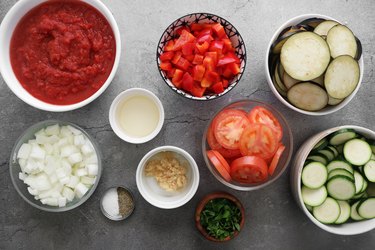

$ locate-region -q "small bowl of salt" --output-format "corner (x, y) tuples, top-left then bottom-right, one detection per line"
(100, 186), (135, 221)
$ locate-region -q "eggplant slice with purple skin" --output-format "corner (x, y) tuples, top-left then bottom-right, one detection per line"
(298, 17), (326, 29)
(287, 82), (328, 111)
(271, 25), (309, 54)
(355, 36), (363, 60)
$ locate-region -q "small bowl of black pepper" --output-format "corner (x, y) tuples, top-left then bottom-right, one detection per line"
(100, 186), (135, 221)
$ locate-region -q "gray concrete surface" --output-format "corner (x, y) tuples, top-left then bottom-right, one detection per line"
(1, 0), (374, 249)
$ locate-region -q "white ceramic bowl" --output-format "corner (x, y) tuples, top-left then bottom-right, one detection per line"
(136, 146), (200, 209)
(265, 14), (364, 116)
(109, 88), (165, 144)
(290, 125), (375, 235)
(0, 0), (121, 112)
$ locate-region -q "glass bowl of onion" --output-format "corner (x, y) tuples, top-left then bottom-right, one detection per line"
(9, 120), (102, 212)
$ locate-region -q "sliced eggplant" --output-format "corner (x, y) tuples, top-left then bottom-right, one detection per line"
(326, 25), (357, 58)
(272, 28), (306, 54)
(324, 55), (360, 99)
(354, 36), (362, 60)
(328, 95), (344, 106)
(281, 32), (330, 81)
(311, 74), (325, 87)
(314, 20), (339, 36)
(298, 17), (326, 29)
(282, 71), (299, 89)
(274, 61), (287, 92)
(287, 82), (328, 111)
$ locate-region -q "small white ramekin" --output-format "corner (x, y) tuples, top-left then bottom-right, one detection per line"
(265, 14), (364, 116)
(109, 88), (164, 144)
(136, 146), (200, 209)
(290, 125), (375, 235)
(0, 0), (121, 112)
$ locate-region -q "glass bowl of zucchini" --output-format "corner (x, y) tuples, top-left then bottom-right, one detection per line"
(265, 14), (364, 116)
(290, 125), (375, 235)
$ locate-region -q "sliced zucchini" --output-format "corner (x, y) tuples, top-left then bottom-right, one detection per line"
(326, 25), (357, 58)
(327, 146), (339, 157)
(328, 95), (343, 106)
(336, 145), (344, 154)
(350, 201), (364, 221)
(327, 160), (353, 174)
(367, 183), (375, 196)
(305, 204), (313, 212)
(287, 82), (328, 111)
(312, 138), (329, 152)
(313, 197), (340, 224)
(353, 170), (365, 194)
(352, 191), (366, 200)
(302, 162), (328, 189)
(360, 179), (368, 193)
(314, 20), (339, 36)
(281, 32), (331, 81)
(369, 140), (375, 154)
(327, 175), (356, 200)
(301, 185), (327, 207)
(318, 149), (335, 161)
(324, 55), (360, 99)
(329, 128), (357, 146)
(298, 17), (325, 29)
(371, 154), (375, 160)
(282, 71), (299, 89)
(327, 169), (354, 181)
(364, 160), (375, 182)
(344, 139), (372, 166)
(307, 153), (328, 165)
(354, 36), (363, 60)
(357, 198), (375, 219)
(335, 200), (351, 224)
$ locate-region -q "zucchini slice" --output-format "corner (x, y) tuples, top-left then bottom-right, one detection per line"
(335, 200), (351, 224)
(327, 175), (356, 200)
(364, 160), (375, 182)
(282, 71), (299, 89)
(357, 198), (375, 219)
(328, 95), (343, 106)
(350, 201), (364, 221)
(313, 138), (329, 152)
(314, 20), (339, 36)
(329, 128), (357, 146)
(353, 170), (365, 194)
(326, 25), (357, 58)
(307, 153), (328, 165)
(344, 139), (372, 166)
(302, 162), (328, 189)
(313, 197), (340, 224)
(367, 183), (375, 196)
(327, 160), (353, 174)
(305, 204), (313, 212)
(327, 146), (339, 157)
(318, 149), (335, 161)
(324, 55), (360, 99)
(301, 185), (327, 207)
(281, 32), (330, 81)
(327, 169), (354, 181)
(287, 82), (328, 111)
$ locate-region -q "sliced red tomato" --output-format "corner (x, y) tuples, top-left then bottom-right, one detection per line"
(207, 150), (231, 182)
(248, 106), (283, 142)
(239, 124), (278, 160)
(268, 144), (285, 176)
(213, 109), (250, 150)
(206, 124), (241, 158)
(230, 156), (268, 183)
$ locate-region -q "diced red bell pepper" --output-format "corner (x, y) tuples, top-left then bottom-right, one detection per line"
(160, 62), (172, 71)
(222, 38), (234, 53)
(164, 40), (175, 52)
(181, 72), (194, 93)
(190, 23), (205, 32)
(217, 53), (240, 67)
(209, 40), (224, 55)
(211, 81), (224, 94)
(175, 57), (191, 71)
(166, 68), (175, 78)
(172, 51), (182, 65)
(197, 34), (213, 44)
(203, 56), (215, 72)
(201, 71), (220, 88)
(205, 51), (218, 65)
(227, 62), (241, 75)
(159, 51), (175, 62)
(191, 82), (206, 97)
(182, 43), (196, 56)
(184, 54), (195, 62)
(192, 54), (204, 65)
(193, 65), (206, 82)
(198, 28), (212, 37)
(222, 67), (233, 79)
(173, 30), (196, 51)
(212, 23), (227, 39)
(195, 41), (209, 54)
(175, 26), (190, 36)
(222, 79), (229, 88)
(172, 69), (184, 88)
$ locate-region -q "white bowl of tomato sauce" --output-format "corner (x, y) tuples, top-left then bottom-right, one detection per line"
(202, 100), (293, 191)
(0, 0), (121, 112)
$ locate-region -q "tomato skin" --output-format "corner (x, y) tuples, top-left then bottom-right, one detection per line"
(239, 123), (278, 160)
(248, 106), (283, 142)
(207, 150), (232, 182)
(230, 156), (268, 183)
(213, 109), (251, 150)
(268, 144), (285, 176)
(207, 124), (241, 158)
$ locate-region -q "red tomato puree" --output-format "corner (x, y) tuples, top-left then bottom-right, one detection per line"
(10, 1), (116, 105)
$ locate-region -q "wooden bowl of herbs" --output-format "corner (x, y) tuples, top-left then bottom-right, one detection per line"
(195, 192), (245, 242)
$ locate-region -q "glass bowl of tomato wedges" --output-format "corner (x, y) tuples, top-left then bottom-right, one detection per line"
(156, 13), (246, 100)
(202, 100), (293, 191)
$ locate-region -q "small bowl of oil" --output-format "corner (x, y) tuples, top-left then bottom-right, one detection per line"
(109, 88), (165, 144)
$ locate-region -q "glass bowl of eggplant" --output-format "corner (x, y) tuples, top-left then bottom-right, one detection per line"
(265, 14), (364, 116)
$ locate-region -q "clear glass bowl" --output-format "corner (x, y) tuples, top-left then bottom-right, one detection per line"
(9, 120), (102, 212)
(202, 100), (293, 191)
